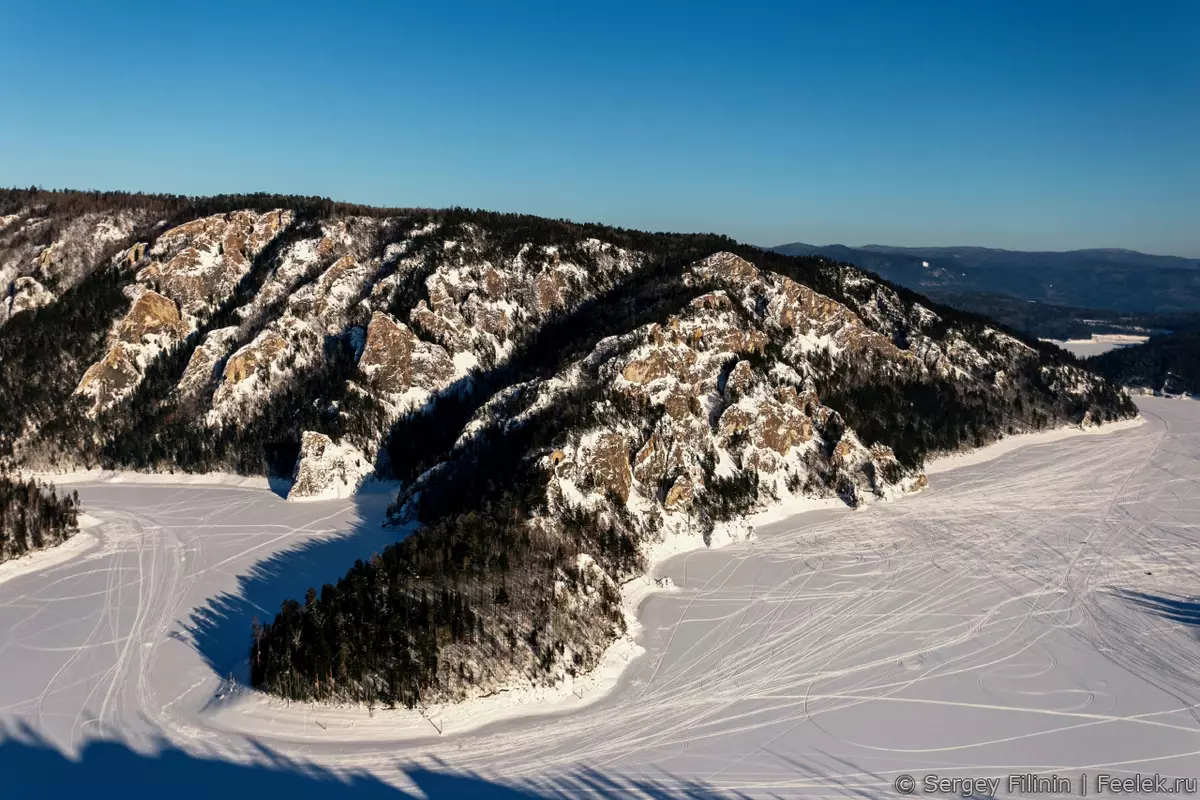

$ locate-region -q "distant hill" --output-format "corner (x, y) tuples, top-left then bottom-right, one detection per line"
(770, 242), (1200, 314)
(1089, 332), (1200, 396)
(922, 292), (1200, 341)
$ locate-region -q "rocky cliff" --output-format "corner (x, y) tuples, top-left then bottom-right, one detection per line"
(0, 189), (1136, 709)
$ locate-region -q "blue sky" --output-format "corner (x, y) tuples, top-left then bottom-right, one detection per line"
(1, 1), (1196, 255)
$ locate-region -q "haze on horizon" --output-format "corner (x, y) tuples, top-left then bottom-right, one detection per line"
(1, 0), (1196, 257)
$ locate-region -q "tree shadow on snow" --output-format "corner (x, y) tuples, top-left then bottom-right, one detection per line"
(0, 721), (740, 799)
(182, 486), (405, 686)
(770, 750), (897, 800)
(1111, 588), (1200, 628)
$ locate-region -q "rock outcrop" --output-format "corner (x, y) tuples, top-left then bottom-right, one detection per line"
(116, 290), (187, 342)
(1, 209), (152, 325)
(177, 326), (240, 397)
(69, 210), (293, 415)
(288, 431), (373, 501)
(74, 343), (141, 412)
(75, 289), (188, 413)
(2, 276), (55, 321)
(138, 210), (290, 318)
(358, 311), (456, 399)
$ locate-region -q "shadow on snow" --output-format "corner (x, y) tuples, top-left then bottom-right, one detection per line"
(182, 487), (405, 686)
(1112, 588), (1200, 628)
(0, 721), (742, 800)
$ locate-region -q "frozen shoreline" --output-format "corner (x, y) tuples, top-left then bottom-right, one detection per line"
(6, 400), (1196, 793)
(28, 468), (276, 491)
(1049, 333), (1150, 346)
(0, 515), (100, 587)
(205, 413), (1148, 742)
(925, 413), (1145, 476)
(9, 413), (1148, 744)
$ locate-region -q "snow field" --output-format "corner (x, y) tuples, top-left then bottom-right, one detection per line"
(3, 397), (1199, 796)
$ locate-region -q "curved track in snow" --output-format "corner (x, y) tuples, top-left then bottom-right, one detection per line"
(3, 398), (1200, 797)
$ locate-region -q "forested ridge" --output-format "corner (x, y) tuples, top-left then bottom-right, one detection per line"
(923, 291), (1200, 342)
(1089, 332), (1200, 396)
(250, 319), (1130, 711)
(4, 191), (1094, 477)
(0, 189), (1136, 708)
(241, 214), (1134, 710)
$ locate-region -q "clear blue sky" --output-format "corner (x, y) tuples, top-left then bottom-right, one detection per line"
(1, 0), (1196, 255)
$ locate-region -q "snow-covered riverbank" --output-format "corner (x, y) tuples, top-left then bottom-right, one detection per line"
(4, 399), (1198, 796)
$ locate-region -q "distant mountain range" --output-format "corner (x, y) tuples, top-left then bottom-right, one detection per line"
(770, 242), (1200, 315)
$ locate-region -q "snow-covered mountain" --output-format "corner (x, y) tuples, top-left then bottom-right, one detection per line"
(0, 188), (1136, 707)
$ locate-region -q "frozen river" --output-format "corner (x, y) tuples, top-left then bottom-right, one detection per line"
(3, 397), (1200, 798)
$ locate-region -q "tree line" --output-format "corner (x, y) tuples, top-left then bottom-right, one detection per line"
(0, 475), (79, 564)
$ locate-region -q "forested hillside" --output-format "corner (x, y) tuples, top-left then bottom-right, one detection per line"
(915, 292), (1200, 342)
(0, 476), (79, 564)
(1089, 332), (1200, 396)
(1, 188), (1136, 708)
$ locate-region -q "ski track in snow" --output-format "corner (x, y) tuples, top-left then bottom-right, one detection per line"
(3, 397), (1200, 796)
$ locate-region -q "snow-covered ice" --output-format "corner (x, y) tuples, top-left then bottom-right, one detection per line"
(1048, 334), (1150, 358)
(4, 398), (1200, 797)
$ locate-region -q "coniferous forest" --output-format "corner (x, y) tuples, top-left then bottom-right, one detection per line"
(1089, 332), (1200, 397)
(0, 475), (79, 564)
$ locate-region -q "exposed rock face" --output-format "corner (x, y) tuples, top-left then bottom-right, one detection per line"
(211, 327), (300, 415)
(752, 400), (813, 457)
(1, 209), (152, 325)
(61, 218), (649, 463)
(3, 276), (54, 321)
(177, 326), (239, 397)
(67, 210), (293, 415)
(0, 192), (1138, 712)
(308, 255), (371, 329)
(723, 359), (755, 400)
(207, 241), (376, 422)
(138, 210), (290, 318)
(693, 251), (759, 283)
(664, 475), (694, 509)
(582, 431), (633, 503)
(387, 233), (641, 366)
(288, 431), (372, 501)
(75, 289), (189, 414)
(400, 251), (951, 554)
(75, 343), (141, 411)
(621, 346), (697, 385)
(116, 290), (187, 342)
(358, 311), (455, 398)
(224, 332), (289, 384)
